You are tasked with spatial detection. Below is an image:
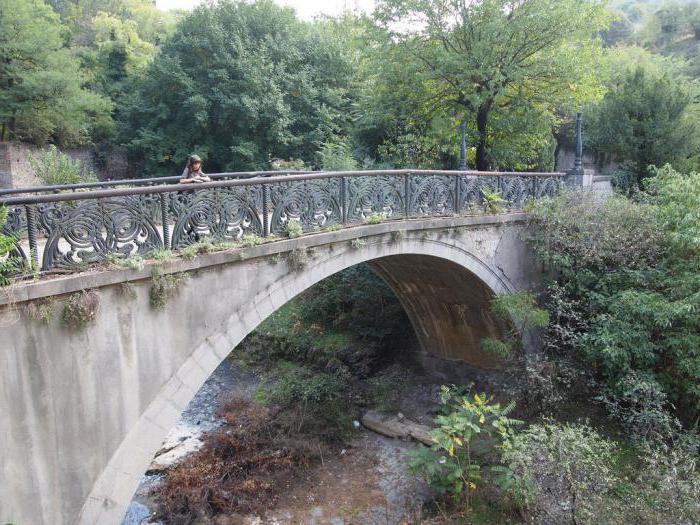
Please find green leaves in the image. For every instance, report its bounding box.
[409,385,522,504]
[0,0,112,146]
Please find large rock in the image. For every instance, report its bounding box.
[360,411,434,446]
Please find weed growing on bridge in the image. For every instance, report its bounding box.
[117,282,137,301]
[238,234,264,248]
[322,223,343,232]
[287,248,309,271]
[482,190,506,213]
[364,212,386,225]
[350,238,366,249]
[148,249,175,262]
[283,219,303,239]
[149,268,188,310]
[106,253,145,271]
[61,290,100,330]
[179,240,209,259]
[25,299,54,324]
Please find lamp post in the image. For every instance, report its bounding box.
[458,119,467,170]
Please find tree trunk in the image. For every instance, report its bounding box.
[475,102,491,171]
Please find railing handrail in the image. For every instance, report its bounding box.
[0,170,313,197]
[1,169,565,206]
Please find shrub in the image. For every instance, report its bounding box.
[501,421,617,523]
[180,240,215,260]
[408,386,522,507]
[480,291,549,358]
[283,219,303,239]
[29,145,96,186]
[482,190,506,213]
[61,290,100,330]
[597,371,681,444]
[148,249,175,262]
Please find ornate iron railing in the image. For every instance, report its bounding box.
[1,169,566,274]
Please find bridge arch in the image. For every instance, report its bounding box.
[0,215,539,524]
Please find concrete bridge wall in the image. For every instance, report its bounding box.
[0,214,540,524]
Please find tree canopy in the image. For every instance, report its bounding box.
[0,0,112,146]
[119,0,357,174]
[371,0,612,170]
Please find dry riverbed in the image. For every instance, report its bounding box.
[123,359,435,525]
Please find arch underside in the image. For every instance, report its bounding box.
[369,254,506,368]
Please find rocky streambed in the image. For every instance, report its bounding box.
[123,358,436,525]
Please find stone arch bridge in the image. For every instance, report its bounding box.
[0,168,573,524]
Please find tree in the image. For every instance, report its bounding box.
[373,0,611,170]
[0,0,112,146]
[587,60,697,185]
[119,0,357,175]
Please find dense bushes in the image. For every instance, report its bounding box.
[529,170,700,427]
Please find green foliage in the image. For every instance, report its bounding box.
[318,140,358,171]
[587,64,698,185]
[238,234,263,248]
[29,146,97,186]
[149,269,187,310]
[530,176,700,426]
[0,207,20,285]
[110,254,145,271]
[254,361,356,439]
[481,190,506,214]
[148,249,175,262]
[372,0,611,170]
[481,292,549,358]
[25,299,55,324]
[61,290,100,330]
[598,371,682,443]
[409,385,522,506]
[501,421,617,522]
[283,219,303,239]
[367,364,412,413]
[180,240,215,260]
[350,238,366,249]
[120,0,356,175]
[0,0,112,146]
[363,212,386,224]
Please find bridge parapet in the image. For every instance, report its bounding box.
[2,169,565,276]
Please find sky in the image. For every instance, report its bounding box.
[155,0,376,20]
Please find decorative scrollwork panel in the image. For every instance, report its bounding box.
[536,176,563,198]
[42,196,163,270]
[346,175,405,223]
[409,175,455,216]
[269,178,342,234]
[170,186,263,249]
[500,176,535,209]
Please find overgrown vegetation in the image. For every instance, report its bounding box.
[149,269,187,310]
[29,146,96,186]
[0,207,20,285]
[61,290,100,330]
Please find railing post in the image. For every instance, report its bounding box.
[454,174,461,214]
[160,193,170,249]
[262,184,269,237]
[404,172,411,218]
[340,176,347,224]
[24,204,39,270]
